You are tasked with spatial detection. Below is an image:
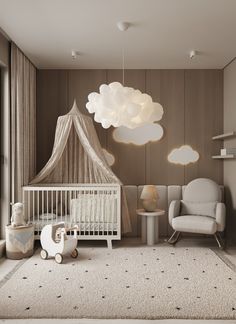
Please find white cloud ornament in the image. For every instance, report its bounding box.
[113,124,164,145]
[86,82,164,129]
[168,145,199,165]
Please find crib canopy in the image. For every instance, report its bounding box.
[30,100,131,233]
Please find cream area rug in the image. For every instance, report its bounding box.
[0,245,236,319]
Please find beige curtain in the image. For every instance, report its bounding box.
[30,103,132,233]
[11,43,36,202]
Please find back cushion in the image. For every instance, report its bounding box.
[180,200,217,218]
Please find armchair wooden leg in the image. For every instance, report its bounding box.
[166,231,181,245]
[214,232,225,250]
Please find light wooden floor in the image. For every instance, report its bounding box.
[0,237,236,324]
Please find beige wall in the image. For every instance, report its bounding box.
[36,69,223,187]
[224,59,236,243]
[0,31,10,238]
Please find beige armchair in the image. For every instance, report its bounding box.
[168,178,226,248]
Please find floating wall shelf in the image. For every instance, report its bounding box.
[212,131,236,140]
[212,155,235,159]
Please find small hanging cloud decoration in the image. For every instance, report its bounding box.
[168,145,199,165]
[113,124,164,145]
[86,82,164,129]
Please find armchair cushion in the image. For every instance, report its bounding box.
[180,201,217,218]
[172,215,217,234]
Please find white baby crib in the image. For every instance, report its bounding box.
[22,184,121,248]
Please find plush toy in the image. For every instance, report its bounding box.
[11,202,26,227]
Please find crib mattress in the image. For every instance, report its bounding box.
[32,216,118,232]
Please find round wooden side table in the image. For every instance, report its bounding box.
[137,209,165,245]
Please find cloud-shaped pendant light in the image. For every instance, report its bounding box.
[86,82,164,129]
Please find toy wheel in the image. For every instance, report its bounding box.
[55,253,63,264]
[40,249,48,260]
[71,249,78,258]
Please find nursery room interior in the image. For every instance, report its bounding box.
[1,0,236,323]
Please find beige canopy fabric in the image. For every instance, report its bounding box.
[30,101,131,233]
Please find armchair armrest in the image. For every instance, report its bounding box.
[168,200,181,226]
[215,202,226,232]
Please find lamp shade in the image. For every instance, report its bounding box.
[140,185,159,200]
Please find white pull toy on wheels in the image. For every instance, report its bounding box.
[40,222,78,264]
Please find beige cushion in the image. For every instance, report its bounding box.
[180,201,217,218]
[172,215,217,234]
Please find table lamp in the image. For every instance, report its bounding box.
[140,185,159,212]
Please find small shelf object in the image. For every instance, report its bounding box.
[212,131,236,159]
[212,131,236,140]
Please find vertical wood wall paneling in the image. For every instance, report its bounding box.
[146,70,185,236]
[36,69,223,237]
[68,69,107,147]
[36,70,68,172]
[106,70,146,186]
[184,70,223,184]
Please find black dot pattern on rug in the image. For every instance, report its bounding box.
[88,258,92,260]
[85,270,88,273]
[39,285,42,288]
[232,307,236,311]
[102,295,105,299]
[202,270,205,273]
[106,264,109,267]
[153,248,156,251]
[34,263,37,266]
[22,277,27,280]
[105,277,108,280]
[49,270,52,272]
[176,307,181,310]
[126,285,130,288]
[197,296,201,299]
[73,306,78,310]
[161,270,164,273]
[167,286,172,289]
[156,258,159,260]
[146,277,150,280]
[72,263,75,266]
[214,286,217,289]
[143,263,147,266]
[127,306,131,309]
[80,286,84,289]
[184,278,189,280]
[25,307,30,311]
[228,277,232,280]
[171,252,175,255]
[151,295,155,298]
[8,296,11,298]
[57,295,61,298]
[178,263,181,266]
[125,270,128,273]
[66,278,69,280]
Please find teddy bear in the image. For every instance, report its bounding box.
[11,202,26,227]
